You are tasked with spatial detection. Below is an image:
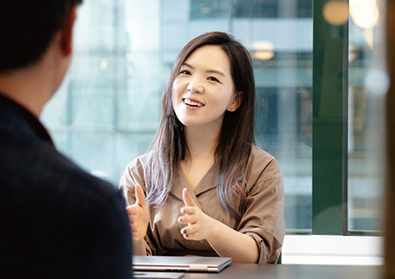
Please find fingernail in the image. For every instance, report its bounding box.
[180,218,183,222]
[182,209,186,213]
[183,229,187,234]
[185,234,188,238]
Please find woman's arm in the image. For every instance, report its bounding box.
[126,185,150,255]
[178,188,259,263]
[133,238,148,255]
[119,160,153,255]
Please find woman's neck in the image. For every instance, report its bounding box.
[181,124,221,190]
[184,124,221,163]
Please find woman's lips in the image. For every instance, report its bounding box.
[183,98,204,108]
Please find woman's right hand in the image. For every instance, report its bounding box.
[126,184,149,239]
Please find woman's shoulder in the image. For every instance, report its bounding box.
[123,151,152,175]
[249,145,277,164]
[246,145,282,181]
[120,152,153,190]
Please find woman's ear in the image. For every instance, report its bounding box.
[227,91,243,112]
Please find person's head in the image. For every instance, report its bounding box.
[172,44,241,133]
[148,32,256,220]
[0,0,82,73]
[162,32,255,143]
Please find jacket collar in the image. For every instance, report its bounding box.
[0,93,54,147]
[169,165,218,208]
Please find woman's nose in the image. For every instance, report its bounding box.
[187,77,204,94]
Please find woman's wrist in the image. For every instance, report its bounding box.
[133,237,147,255]
[207,217,224,241]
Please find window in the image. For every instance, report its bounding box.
[347,0,385,232]
[190,0,231,19]
[233,0,278,18]
[41,0,384,237]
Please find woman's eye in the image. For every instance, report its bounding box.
[208,76,219,82]
[180,70,190,75]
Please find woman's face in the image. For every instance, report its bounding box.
[172,45,238,130]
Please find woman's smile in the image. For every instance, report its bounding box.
[183,98,205,108]
[172,45,238,129]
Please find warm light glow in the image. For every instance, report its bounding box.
[350,0,379,29]
[348,45,359,62]
[100,58,108,71]
[364,27,374,50]
[348,52,358,62]
[251,51,275,61]
[250,41,275,60]
[323,1,349,26]
[201,7,211,14]
[252,41,274,52]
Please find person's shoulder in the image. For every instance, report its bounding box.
[49,151,120,201]
[249,145,277,164]
[246,145,282,182]
[123,151,151,174]
[41,149,128,229]
[0,116,118,199]
[23,137,121,206]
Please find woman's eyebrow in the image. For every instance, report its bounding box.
[183,63,226,77]
[182,62,194,69]
[206,70,225,77]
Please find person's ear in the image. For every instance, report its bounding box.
[60,5,78,56]
[227,91,243,112]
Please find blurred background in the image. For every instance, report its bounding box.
[41,0,385,235]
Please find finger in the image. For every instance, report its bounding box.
[135,184,147,208]
[180,225,196,236]
[126,205,138,215]
[129,214,139,224]
[182,188,195,207]
[180,206,195,215]
[182,232,196,240]
[178,215,197,224]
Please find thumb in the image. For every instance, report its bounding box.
[134,184,147,208]
[182,188,195,207]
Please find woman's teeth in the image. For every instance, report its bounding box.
[184,99,203,107]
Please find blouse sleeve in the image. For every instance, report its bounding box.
[119,157,156,256]
[236,157,285,264]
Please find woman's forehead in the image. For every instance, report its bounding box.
[183,45,231,74]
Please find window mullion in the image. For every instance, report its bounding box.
[312,0,349,235]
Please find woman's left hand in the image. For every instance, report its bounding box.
[177,188,218,240]
[177,188,259,263]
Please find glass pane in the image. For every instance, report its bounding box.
[348,0,386,232]
[41,0,313,233]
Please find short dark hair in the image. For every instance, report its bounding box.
[0,0,82,73]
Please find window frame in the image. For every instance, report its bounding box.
[312,0,349,235]
[312,0,381,236]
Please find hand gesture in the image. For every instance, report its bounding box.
[178,188,217,241]
[126,185,149,240]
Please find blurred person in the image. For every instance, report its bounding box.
[120,32,285,264]
[0,1,132,278]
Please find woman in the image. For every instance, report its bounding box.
[120,32,285,264]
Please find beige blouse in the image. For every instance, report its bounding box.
[119,145,285,264]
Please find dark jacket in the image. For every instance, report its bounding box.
[0,94,132,278]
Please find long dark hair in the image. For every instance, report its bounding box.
[145,32,256,221]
